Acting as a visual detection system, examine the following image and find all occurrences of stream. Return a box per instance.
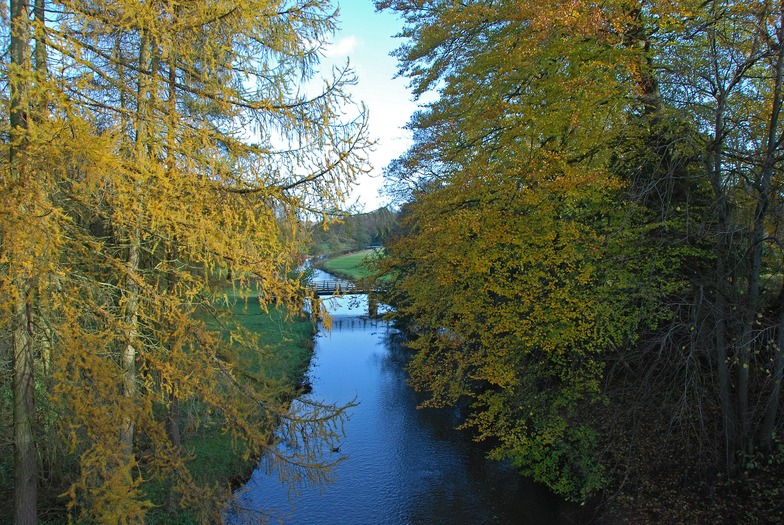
[231,271,571,524]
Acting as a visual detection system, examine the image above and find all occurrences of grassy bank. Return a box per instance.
[144,291,315,524]
[319,249,379,281]
[20,291,315,525]
[207,288,315,383]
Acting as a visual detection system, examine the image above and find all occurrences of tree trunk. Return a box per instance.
[706,73,737,467]
[120,233,139,454]
[13,294,37,525]
[761,302,784,449]
[10,1,38,523]
[754,5,784,449]
[167,395,181,448]
[33,0,47,74]
[121,29,152,456]
[714,264,735,469]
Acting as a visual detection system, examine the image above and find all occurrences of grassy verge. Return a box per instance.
[319,249,379,281]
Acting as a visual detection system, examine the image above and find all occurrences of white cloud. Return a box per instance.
[324,36,358,58]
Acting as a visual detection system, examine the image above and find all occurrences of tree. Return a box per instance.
[1,0,370,521]
[7,1,38,522]
[377,0,784,515]
[376,0,660,500]
[310,206,397,255]
[646,0,784,462]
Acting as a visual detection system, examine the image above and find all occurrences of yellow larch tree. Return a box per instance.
[1,0,370,522]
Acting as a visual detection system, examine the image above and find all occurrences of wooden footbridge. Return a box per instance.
[311,278,385,317]
[313,279,386,295]
[312,279,369,296]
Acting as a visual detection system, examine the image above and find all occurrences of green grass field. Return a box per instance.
[208,290,315,381]
[321,249,379,280]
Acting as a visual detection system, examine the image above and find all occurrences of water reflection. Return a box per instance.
[231,292,569,524]
[328,317,382,332]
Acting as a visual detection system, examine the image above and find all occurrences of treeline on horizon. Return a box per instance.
[310,207,397,257]
[0,1,370,523]
[374,0,784,522]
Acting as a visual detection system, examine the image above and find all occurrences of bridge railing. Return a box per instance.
[311,279,386,296]
[313,279,358,296]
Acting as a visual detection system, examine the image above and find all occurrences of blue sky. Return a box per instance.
[322,1,419,211]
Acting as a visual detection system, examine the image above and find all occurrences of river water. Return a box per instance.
[232,274,570,524]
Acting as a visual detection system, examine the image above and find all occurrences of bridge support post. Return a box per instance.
[367,292,378,318]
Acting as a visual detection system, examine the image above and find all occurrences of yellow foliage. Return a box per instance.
[2,0,369,521]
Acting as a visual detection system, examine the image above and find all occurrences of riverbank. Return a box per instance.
[1,280,316,524]
[316,249,379,281]
[143,291,316,524]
